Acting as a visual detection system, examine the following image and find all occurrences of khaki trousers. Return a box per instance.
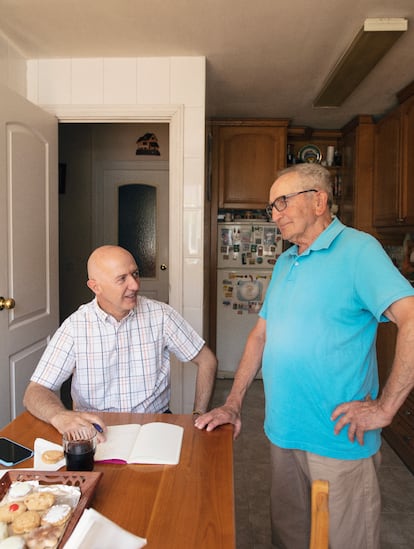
[270,444,381,549]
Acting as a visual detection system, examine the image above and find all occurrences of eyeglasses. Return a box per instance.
[266,189,318,216]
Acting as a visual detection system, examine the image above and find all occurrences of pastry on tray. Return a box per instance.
[0,481,79,549]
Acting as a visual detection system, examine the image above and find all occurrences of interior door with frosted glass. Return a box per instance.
[99,161,169,303]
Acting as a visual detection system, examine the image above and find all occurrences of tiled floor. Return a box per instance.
[211,379,414,549]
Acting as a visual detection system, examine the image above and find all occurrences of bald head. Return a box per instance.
[86,246,140,319]
[87,246,136,281]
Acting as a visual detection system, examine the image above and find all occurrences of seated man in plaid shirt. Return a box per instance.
[24,245,217,440]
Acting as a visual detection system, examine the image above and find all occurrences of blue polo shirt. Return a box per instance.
[260,217,414,459]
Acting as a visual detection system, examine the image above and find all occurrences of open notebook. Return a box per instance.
[94,423,184,465]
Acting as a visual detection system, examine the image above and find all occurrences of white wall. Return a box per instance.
[0,48,207,413]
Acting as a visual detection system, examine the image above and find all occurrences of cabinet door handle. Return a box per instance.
[396,217,406,223]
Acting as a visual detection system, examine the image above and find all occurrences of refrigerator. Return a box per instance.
[216,221,283,378]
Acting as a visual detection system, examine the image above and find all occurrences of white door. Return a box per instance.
[96,161,169,302]
[0,85,59,427]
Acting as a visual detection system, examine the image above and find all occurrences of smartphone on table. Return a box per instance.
[0,437,33,466]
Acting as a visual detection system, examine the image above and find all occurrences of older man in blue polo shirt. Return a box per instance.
[195,163,414,549]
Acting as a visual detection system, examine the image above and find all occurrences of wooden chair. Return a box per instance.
[309,479,329,549]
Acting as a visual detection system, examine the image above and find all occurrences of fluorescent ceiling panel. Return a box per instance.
[314,18,408,108]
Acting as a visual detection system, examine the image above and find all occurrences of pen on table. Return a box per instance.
[92,423,103,433]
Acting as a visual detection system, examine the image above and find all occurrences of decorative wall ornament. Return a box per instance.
[136,132,160,156]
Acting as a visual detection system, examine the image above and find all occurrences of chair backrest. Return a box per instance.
[309,479,329,549]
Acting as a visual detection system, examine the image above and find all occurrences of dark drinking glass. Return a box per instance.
[63,429,96,471]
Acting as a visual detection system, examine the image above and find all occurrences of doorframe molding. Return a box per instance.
[43,104,184,314]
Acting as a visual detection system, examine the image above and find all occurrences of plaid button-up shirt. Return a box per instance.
[31,296,204,413]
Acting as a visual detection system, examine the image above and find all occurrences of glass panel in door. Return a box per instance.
[118,184,156,277]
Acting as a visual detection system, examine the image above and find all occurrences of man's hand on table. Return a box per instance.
[51,410,107,443]
[194,404,241,439]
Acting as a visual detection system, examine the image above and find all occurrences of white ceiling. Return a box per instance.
[1,0,413,129]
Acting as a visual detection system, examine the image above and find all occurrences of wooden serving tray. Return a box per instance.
[0,470,103,547]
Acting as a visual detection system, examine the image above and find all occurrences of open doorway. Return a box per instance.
[58,122,169,407]
[58,122,169,321]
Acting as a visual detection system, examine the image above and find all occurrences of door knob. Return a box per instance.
[160,264,168,271]
[0,297,16,310]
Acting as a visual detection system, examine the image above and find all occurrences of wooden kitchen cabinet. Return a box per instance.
[384,392,414,473]
[373,108,402,227]
[377,322,397,388]
[340,116,375,233]
[377,322,414,473]
[373,91,414,229]
[212,120,289,209]
[400,94,414,223]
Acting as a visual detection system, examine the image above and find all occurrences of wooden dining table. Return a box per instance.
[0,411,236,548]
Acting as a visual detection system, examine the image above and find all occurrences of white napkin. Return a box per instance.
[64,507,147,549]
[34,438,65,470]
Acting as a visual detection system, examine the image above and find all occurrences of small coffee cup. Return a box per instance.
[63,429,97,471]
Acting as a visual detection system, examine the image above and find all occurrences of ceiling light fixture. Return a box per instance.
[314,18,408,108]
